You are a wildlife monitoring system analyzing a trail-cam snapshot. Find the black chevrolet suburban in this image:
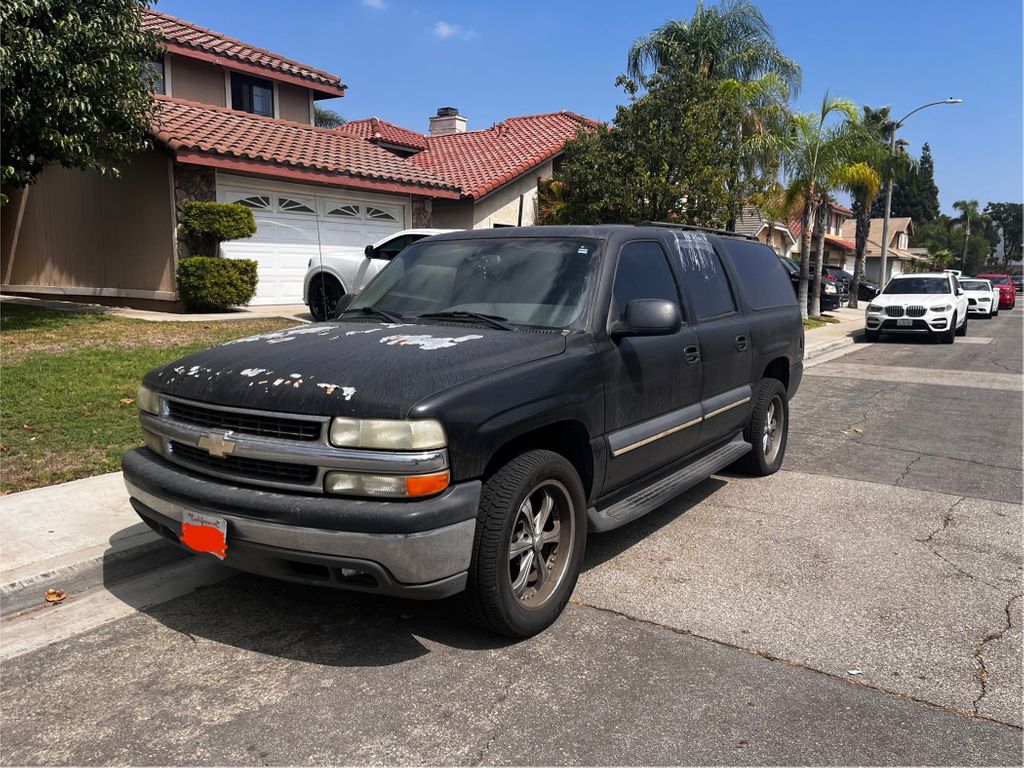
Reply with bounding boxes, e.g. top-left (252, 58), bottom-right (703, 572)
top-left (124, 225), bottom-right (803, 637)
